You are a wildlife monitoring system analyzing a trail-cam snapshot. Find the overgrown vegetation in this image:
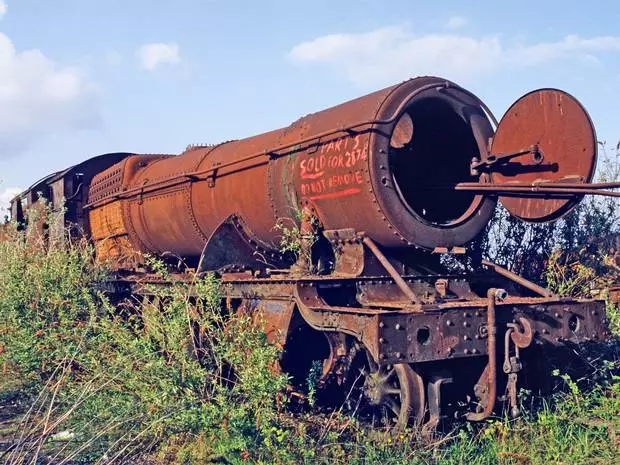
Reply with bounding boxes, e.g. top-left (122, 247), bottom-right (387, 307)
top-left (0, 212), bottom-right (288, 463)
top-left (0, 147), bottom-right (618, 463)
